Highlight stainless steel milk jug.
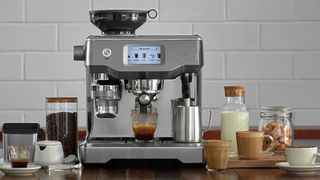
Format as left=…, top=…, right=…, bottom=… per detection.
left=171, top=98, right=201, bottom=143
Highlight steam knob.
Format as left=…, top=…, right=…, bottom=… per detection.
left=138, top=93, right=151, bottom=106
left=74, top=45, right=85, bottom=61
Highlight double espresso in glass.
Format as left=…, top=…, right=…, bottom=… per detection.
left=131, top=108, right=158, bottom=142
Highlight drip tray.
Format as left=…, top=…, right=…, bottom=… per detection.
left=85, top=137, right=200, bottom=147
left=80, top=139, right=204, bottom=164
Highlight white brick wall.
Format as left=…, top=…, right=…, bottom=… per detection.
left=1, top=0, right=320, bottom=127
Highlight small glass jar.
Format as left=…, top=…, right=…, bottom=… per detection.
left=258, top=106, right=293, bottom=153
left=46, top=97, right=78, bottom=157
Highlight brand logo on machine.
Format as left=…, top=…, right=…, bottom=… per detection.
left=102, top=48, right=112, bottom=58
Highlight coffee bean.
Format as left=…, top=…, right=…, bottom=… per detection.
left=46, top=112, right=78, bottom=157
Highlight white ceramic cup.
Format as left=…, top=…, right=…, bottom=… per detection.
left=285, top=146, right=320, bottom=166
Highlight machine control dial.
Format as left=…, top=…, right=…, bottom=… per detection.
left=102, top=48, right=112, bottom=58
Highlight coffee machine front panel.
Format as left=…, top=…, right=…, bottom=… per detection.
left=85, top=35, right=203, bottom=79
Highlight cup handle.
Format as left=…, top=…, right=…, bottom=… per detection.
left=262, top=135, right=274, bottom=152
left=315, top=153, right=320, bottom=158
left=201, top=108, right=214, bottom=131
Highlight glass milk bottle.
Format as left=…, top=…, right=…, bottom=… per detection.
left=220, top=86, right=249, bottom=152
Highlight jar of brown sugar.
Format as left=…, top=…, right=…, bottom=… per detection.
left=46, top=97, right=78, bottom=158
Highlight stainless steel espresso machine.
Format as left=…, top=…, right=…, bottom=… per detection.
left=74, top=10, right=204, bottom=164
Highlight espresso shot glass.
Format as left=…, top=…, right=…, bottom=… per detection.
left=131, top=108, right=158, bottom=142
left=8, top=145, right=31, bottom=168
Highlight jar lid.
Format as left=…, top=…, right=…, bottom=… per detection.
left=46, top=97, right=77, bottom=103
left=224, top=86, right=245, bottom=97
left=260, top=106, right=292, bottom=118
left=37, top=140, right=62, bottom=146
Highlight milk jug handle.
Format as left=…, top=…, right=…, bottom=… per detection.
left=202, top=108, right=214, bottom=130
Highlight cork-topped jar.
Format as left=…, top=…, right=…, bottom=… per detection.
left=220, top=86, right=249, bottom=153
left=46, top=97, right=78, bottom=157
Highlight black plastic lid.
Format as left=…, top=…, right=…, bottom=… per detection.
left=2, top=123, right=40, bottom=134
left=89, top=9, right=157, bottom=34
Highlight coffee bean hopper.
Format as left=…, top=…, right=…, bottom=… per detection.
left=74, top=9, right=204, bottom=164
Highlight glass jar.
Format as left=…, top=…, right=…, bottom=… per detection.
left=258, top=106, right=293, bottom=152
left=221, top=86, right=249, bottom=152
left=46, top=97, right=78, bottom=157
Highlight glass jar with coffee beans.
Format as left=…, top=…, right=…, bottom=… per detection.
left=46, top=97, right=78, bottom=158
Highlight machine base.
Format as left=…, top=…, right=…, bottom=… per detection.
left=80, top=139, right=204, bottom=164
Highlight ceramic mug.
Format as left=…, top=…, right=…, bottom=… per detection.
left=285, top=146, right=320, bottom=166
left=236, top=131, right=274, bottom=159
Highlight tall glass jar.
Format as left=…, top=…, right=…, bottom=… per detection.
left=221, top=86, right=249, bottom=152
left=46, top=97, right=78, bottom=157
left=259, top=106, right=293, bottom=152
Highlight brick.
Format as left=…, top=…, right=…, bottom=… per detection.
left=202, top=81, right=258, bottom=109
left=26, top=0, right=90, bottom=22
left=136, top=23, right=191, bottom=35
left=291, top=0, right=320, bottom=20
left=293, top=53, right=320, bottom=79
left=25, top=53, right=85, bottom=80
left=260, top=81, right=320, bottom=108
left=0, top=112, right=23, bottom=126
left=24, top=111, right=46, bottom=127
left=78, top=111, right=87, bottom=127
left=194, top=23, right=259, bottom=50
left=0, top=24, right=56, bottom=51
left=57, top=82, right=86, bottom=110
left=294, top=110, right=320, bottom=126
left=0, top=0, right=23, bottom=21
left=226, top=53, right=291, bottom=79
left=59, top=24, right=100, bottom=50
left=0, top=54, right=23, bottom=80
left=227, top=0, right=290, bottom=20
left=261, top=23, right=320, bottom=50
left=249, top=110, right=260, bottom=126
left=202, top=52, right=224, bottom=79
left=0, top=82, right=55, bottom=109
left=160, top=0, right=224, bottom=21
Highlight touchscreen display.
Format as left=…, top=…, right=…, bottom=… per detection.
left=127, top=46, right=161, bottom=65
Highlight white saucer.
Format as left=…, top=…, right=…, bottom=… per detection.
left=0, top=164, right=41, bottom=176
left=275, top=162, right=320, bottom=175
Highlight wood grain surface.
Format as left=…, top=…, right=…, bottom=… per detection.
left=0, top=165, right=319, bottom=180
left=228, top=153, right=286, bottom=168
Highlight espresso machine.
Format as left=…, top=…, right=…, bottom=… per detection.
left=74, top=10, right=204, bottom=164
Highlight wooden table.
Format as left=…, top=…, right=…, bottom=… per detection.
left=0, top=166, right=319, bottom=180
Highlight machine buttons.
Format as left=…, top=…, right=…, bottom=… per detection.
left=102, top=48, right=112, bottom=58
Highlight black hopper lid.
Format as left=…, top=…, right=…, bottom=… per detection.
left=89, top=9, right=157, bottom=35
left=2, top=123, right=39, bottom=134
